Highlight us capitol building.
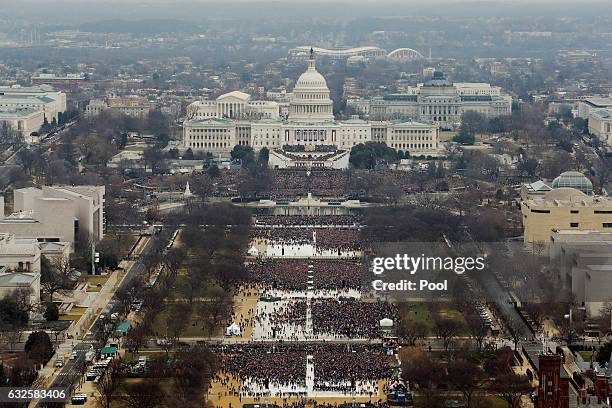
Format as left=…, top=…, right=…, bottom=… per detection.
left=183, top=51, right=443, bottom=168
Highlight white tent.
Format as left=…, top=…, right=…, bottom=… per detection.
left=226, top=323, right=242, bottom=336
left=379, top=318, right=394, bottom=327
left=247, top=246, right=259, bottom=256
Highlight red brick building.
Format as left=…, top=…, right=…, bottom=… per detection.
left=537, top=354, right=570, bottom=408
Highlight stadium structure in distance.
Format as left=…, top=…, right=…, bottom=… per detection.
left=288, top=46, right=425, bottom=61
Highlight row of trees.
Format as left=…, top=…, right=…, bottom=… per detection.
left=401, top=346, right=532, bottom=408
left=95, top=346, right=218, bottom=408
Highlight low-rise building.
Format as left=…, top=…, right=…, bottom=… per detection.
left=183, top=57, right=440, bottom=162
left=521, top=172, right=612, bottom=245
left=86, top=96, right=155, bottom=118
left=0, top=266, right=40, bottom=308
left=578, top=96, right=612, bottom=119
left=0, top=233, right=41, bottom=273
left=0, top=107, right=45, bottom=142
left=0, top=186, right=105, bottom=249
left=187, top=90, right=280, bottom=121
left=369, top=72, right=512, bottom=128
left=0, top=84, right=66, bottom=122
left=588, top=109, right=612, bottom=148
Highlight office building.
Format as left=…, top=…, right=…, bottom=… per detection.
left=0, top=186, right=105, bottom=249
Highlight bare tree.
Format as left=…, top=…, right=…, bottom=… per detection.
left=434, top=317, right=463, bottom=351
left=400, top=347, right=444, bottom=408
left=40, top=256, right=74, bottom=301
left=507, top=317, right=527, bottom=350
left=95, top=359, right=124, bottom=408
left=120, top=374, right=165, bottom=408
left=397, top=308, right=429, bottom=346
left=492, top=373, right=533, bottom=408
left=465, top=313, right=489, bottom=350
left=447, top=359, right=487, bottom=408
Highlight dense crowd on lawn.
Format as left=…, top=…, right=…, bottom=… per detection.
left=246, top=260, right=364, bottom=291
left=311, top=260, right=364, bottom=290
left=251, top=227, right=362, bottom=250
left=247, top=260, right=310, bottom=290
left=217, top=344, right=307, bottom=387
left=313, top=344, right=392, bottom=389
left=312, top=300, right=398, bottom=338
left=254, top=215, right=360, bottom=226
left=215, top=343, right=391, bottom=395
left=267, top=300, right=307, bottom=328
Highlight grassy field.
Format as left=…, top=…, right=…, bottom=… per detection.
left=59, top=306, right=88, bottom=321
left=404, top=303, right=468, bottom=335
left=439, top=130, right=458, bottom=142
left=166, top=276, right=225, bottom=301
left=151, top=302, right=222, bottom=338
left=81, top=274, right=109, bottom=285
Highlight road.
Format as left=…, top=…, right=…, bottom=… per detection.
left=4, top=117, right=80, bottom=166
left=34, top=233, right=156, bottom=407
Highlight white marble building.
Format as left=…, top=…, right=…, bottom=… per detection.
left=0, top=85, right=66, bottom=122
left=369, top=72, right=512, bottom=128
left=588, top=109, right=612, bottom=148
left=187, top=90, right=280, bottom=121
left=183, top=54, right=440, bottom=162
left=0, top=107, right=45, bottom=142
left=0, top=186, right=105, bottom=250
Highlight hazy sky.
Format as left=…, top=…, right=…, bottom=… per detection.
left=1, top=0, right=609, bottom=25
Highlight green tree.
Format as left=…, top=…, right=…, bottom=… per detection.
left=43, top=302, right=59, bottom=322
left=230, top=145, right=255, bottom=166
left=258, top=147, right=270, bottom=164
left=24, top=331, right=54, bottom=365
left=0, top=296, right=28, bottom=326
left=453, top=132, right=476, bottom=145
left=597, top=340, right=612, bottom=367
left=207, top=164, right=220, bottom=178
left=349, top=142, right=397, bottom=169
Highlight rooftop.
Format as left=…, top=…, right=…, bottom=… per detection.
left=0, top=108, right=41, bottom=118
left=0, top=95, right=56, bottom=104
left=0, top=271, right=39, bottom=286
left=0, top=84, right=57, bottom=94
left=551, top=170, right=593, bottom=195
left=591, top=109, right=612, bottom=120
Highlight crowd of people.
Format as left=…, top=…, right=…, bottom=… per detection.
left=187, top=167, right=473, bottom=201
left=312, top=300, right=399, bottom=338
left=246, top=260, right=364, bottom=291
left=255, top=215, right=361, bottom=226
left=250, top=227, right=362, bottom=250
left=212, top=202, right=398, bottom=404
left=247, top=260, right=310, bottom=290
left=216, top=344, right=307, bottom=387
left=313, top=344, right=391, bottom=392
left=313, top=260, right=364, bottom=290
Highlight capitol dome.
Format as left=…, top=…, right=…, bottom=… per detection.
left=289, top=51, right=334, bottom=123
left=295, top=60, right=329, bottom=90
left=552, top=171, right=593, bottom=195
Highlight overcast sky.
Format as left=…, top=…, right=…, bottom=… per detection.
left=1, top=0, right=609, bottom=25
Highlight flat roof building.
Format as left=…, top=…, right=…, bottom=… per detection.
left=588, top=109, right=612, bottom=149
left=0, top=85, right=66, bottom=122
left=0, top=266, right=41, bottom=310
left=521, top=186, right=612, bottom=245
left=0, top=186, right=105, bottom=249
left=578, top=96, right=612, bottom=119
